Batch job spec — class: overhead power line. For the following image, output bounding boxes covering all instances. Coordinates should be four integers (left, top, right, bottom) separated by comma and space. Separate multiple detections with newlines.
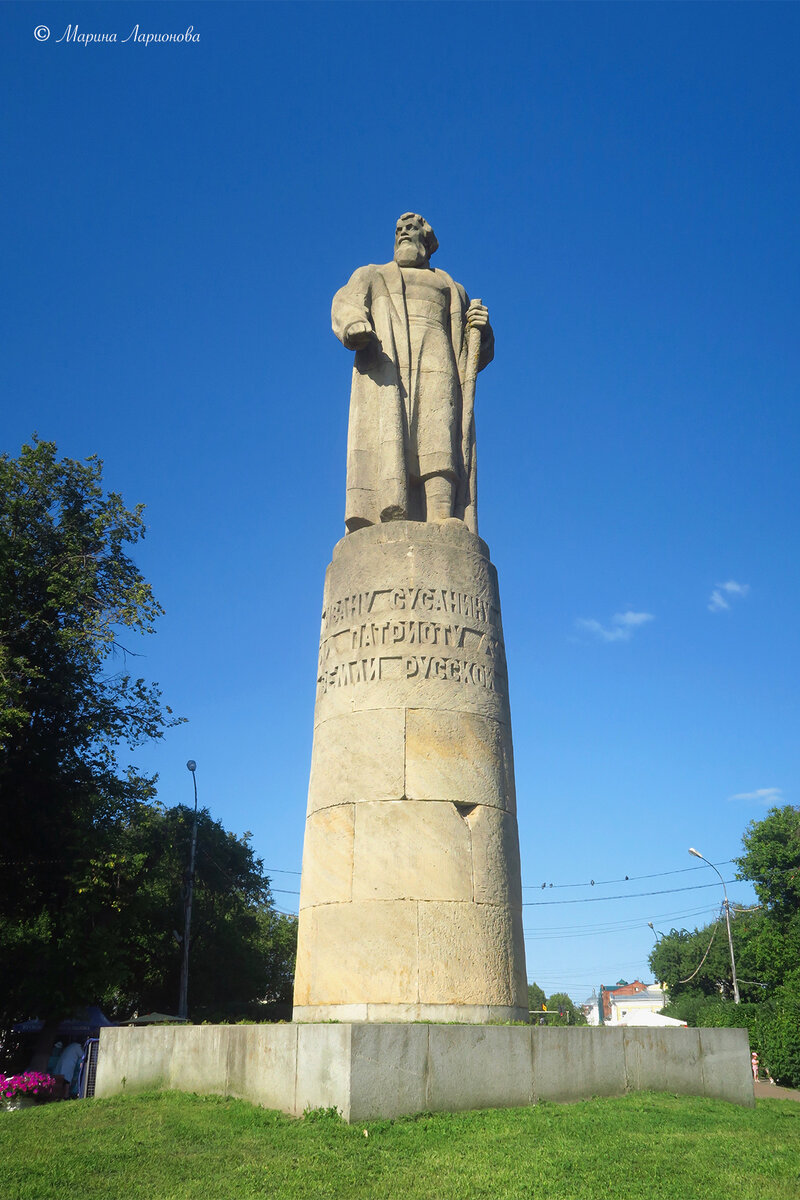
522, 879, 737, 907
0, 857, 737, 890
524, 861, 734, 891
273, 881, 740, 908
523, 902, 719, 938
524, 917, 717, 941
678, 914, 723, 983
529, 958, 652, 981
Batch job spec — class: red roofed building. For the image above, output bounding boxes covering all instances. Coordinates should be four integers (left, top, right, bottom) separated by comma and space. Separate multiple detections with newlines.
598, 979, 667, 1024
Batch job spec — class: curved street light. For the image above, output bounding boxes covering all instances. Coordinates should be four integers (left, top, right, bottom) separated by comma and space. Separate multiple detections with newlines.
178, 760, 199, 1021
688, 847, 740, 1004
647, 923, 667, 1008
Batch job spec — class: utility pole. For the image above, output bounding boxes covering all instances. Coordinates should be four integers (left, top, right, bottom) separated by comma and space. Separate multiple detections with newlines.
178, 760, 199, 1021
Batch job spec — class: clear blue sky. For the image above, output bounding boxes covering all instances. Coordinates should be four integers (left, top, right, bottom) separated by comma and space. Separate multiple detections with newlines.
4, 1, 798, 1004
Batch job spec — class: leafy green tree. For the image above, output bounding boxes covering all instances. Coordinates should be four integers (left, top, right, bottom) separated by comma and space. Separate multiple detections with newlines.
735, 805, 800, 918
0, 440, 298, 1062
724, 806, 800, 1002
650, 923, 730, 1001
734, 805, 800, 1085
544, 992, 586, 1026
79, 801, 297, 1020
253, 905, 298, 1017
650, 909, 769, 1006
651, 808, 800, 1085
527, 982, 546, 1014
660, 988, 715, 1027
755, 989, 800, 1087
0, 438, 180, 1038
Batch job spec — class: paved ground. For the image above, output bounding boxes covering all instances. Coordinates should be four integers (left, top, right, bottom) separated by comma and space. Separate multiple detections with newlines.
754, 1081, 800, 1103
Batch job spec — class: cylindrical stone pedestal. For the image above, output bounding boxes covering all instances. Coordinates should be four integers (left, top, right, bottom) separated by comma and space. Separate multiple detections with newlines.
293, 520, 528, 1023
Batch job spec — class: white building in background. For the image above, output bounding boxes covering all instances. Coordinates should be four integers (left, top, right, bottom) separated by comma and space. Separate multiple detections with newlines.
581, 990, 601, 1026
582, 979, 685, 1027
609, 982, 668, 1025
615, 1008, 687, 1028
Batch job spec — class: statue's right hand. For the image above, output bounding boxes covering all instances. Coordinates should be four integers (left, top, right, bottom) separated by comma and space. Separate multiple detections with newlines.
344, 321, 376, 349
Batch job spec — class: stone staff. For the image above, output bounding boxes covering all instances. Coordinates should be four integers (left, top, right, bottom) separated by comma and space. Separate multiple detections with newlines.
331, 215, 494, 532
458, 299, 484, 531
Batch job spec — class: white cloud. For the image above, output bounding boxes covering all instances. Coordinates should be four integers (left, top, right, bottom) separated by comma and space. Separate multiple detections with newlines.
728, 787, 784, 806
708, 580, 750, 613
576, 610, 654, 643
720, 580, 750, 597
615, 610, 654, 628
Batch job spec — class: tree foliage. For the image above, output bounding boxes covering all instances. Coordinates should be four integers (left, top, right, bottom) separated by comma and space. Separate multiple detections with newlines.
755, 991, 800, 1087
735, 805, 800, 918
0, 439, 296, 1043
650, 917, 743, 1004
527, 982, 545, 1013
79, 801, 297, 1020
544, 992, 587, 1026
650, 806, 800, 1085
0, 438, 178, 900
527, 983, 586, 1025
0, 438, 183, 1030
0, 437, 172, 765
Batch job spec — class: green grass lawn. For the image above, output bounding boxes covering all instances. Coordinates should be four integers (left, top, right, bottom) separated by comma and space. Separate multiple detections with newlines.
1, 1091, 797, 1200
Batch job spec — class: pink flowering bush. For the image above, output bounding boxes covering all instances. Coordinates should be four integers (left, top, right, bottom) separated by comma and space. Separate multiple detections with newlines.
0, 1071, 57, 1101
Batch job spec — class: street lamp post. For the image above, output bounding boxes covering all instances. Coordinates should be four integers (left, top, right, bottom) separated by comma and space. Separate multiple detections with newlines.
688, 847, 740, 1004
178, 760, 199, 1021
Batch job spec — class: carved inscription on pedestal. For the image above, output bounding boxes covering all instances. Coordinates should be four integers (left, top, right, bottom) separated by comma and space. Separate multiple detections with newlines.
317, 583, 507, 697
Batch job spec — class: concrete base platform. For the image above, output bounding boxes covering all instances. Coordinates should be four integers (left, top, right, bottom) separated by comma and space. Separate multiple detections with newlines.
95, 1023, 754, 1121
292, 1003, 527, 1023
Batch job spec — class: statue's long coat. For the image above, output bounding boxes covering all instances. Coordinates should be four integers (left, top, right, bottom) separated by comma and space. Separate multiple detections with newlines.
332, 261, 493, 533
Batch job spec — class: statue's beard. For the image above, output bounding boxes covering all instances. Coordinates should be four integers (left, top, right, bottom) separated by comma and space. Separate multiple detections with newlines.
394, 238, 428, 267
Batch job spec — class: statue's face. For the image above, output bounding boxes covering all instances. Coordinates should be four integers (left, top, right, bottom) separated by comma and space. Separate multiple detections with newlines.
394, 215, 429, 267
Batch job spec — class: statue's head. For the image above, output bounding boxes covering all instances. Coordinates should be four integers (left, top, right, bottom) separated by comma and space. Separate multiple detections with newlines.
394, 213, 438, 267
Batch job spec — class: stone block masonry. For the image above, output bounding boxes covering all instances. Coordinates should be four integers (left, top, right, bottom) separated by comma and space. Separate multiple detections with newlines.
292, 520, 528, 1023
94, 1024, 756, 1121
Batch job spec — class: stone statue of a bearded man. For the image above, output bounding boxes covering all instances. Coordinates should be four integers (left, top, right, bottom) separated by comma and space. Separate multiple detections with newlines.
332, 213, 494, 534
